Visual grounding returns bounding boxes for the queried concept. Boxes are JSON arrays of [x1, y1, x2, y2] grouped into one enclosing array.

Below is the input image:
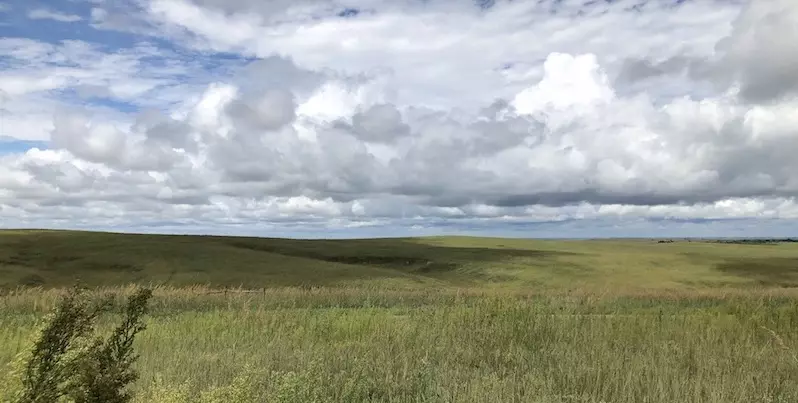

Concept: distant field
[[2, 230, 798, 291], [1, 230, 798, 402]]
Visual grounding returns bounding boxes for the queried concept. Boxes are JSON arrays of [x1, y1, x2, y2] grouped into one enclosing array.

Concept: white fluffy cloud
[[2, 0, 798, 236]]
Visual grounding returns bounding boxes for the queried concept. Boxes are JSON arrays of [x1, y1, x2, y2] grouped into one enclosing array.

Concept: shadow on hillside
[[715, 258, 798, 287], [220, 237, 583, 281], [0, 231, 586, 287], [0, 236, 142, 273]]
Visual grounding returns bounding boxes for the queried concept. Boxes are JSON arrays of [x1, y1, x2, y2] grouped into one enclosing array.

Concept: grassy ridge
[[3, 230, 798, 290]]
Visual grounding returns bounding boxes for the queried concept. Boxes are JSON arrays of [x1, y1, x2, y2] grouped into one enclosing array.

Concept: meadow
[[1, 230, 798, 402]]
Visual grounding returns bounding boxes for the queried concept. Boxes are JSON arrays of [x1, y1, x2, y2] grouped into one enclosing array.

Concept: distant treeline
[[654, 238, 798, 245], [712, 238, 798, 245]]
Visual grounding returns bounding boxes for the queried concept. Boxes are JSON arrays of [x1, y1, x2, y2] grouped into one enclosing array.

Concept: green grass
[[2, 287, 798, 402], [2, 230, 798, 402], [3, 230, 798, 291]]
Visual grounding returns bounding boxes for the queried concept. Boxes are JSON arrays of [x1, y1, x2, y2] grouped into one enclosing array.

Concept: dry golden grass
[[2, 285, 798, 402]]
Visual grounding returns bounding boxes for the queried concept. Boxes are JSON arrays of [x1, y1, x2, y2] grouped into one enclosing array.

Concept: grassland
[[1, 230, 798, 402], [3, 230, 798, 290]]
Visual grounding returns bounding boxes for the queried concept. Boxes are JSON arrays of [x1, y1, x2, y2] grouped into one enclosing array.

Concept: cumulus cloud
[[711, 1, 798, 103], [138, 0, 740, 109], [1, 0, 797, 236]]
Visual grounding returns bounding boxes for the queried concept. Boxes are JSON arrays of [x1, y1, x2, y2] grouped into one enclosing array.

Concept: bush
[[11, 286, 152, 403]]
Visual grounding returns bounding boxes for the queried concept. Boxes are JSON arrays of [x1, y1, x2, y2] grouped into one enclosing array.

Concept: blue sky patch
[[0, 137, 48, 155]]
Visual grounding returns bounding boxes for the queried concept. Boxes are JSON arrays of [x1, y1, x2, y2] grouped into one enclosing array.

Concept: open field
[[3, 230, 798, 291], [2, 230, 798, 402]]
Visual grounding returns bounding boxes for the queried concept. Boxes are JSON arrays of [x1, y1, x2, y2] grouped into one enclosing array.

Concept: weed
[[7, 286, 151, 403]]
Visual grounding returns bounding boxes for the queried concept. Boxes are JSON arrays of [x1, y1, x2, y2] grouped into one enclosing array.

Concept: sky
[[0, 0, 797, 239]]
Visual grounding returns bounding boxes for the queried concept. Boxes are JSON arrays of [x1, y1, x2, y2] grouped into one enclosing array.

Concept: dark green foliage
[[18, 287, 108, 403], [66, 288, 152, 403], [16, 287, 152, 403], [714, 238, 798, 245]]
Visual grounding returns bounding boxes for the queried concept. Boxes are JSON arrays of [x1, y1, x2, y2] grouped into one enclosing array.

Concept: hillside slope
[[2, 230, 798, 290]]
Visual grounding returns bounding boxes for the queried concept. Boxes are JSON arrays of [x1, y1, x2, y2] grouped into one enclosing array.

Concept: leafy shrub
[[9, 286, 152, 403]]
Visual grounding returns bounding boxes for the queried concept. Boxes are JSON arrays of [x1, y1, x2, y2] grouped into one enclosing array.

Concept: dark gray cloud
[[709, 0, 798, 103], [348, 104, 410, 143]]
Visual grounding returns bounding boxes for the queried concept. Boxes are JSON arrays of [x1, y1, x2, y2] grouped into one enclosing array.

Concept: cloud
[[1, 0, 798, 237], [710, 0, 798, 103], [137, 0, 740, 110], [0, 37, 245, 141], [27, 8, 84, 22]]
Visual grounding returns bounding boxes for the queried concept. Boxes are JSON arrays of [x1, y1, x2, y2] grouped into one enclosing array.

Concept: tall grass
[[2, 286, 797, 402]]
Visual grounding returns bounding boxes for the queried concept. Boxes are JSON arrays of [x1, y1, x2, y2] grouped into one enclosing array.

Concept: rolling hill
[[2, 230, 798, 291]]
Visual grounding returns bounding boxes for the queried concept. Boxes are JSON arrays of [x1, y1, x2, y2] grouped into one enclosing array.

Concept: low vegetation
[[3, 286, 152, 403], [1, 231, 797, 402]]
